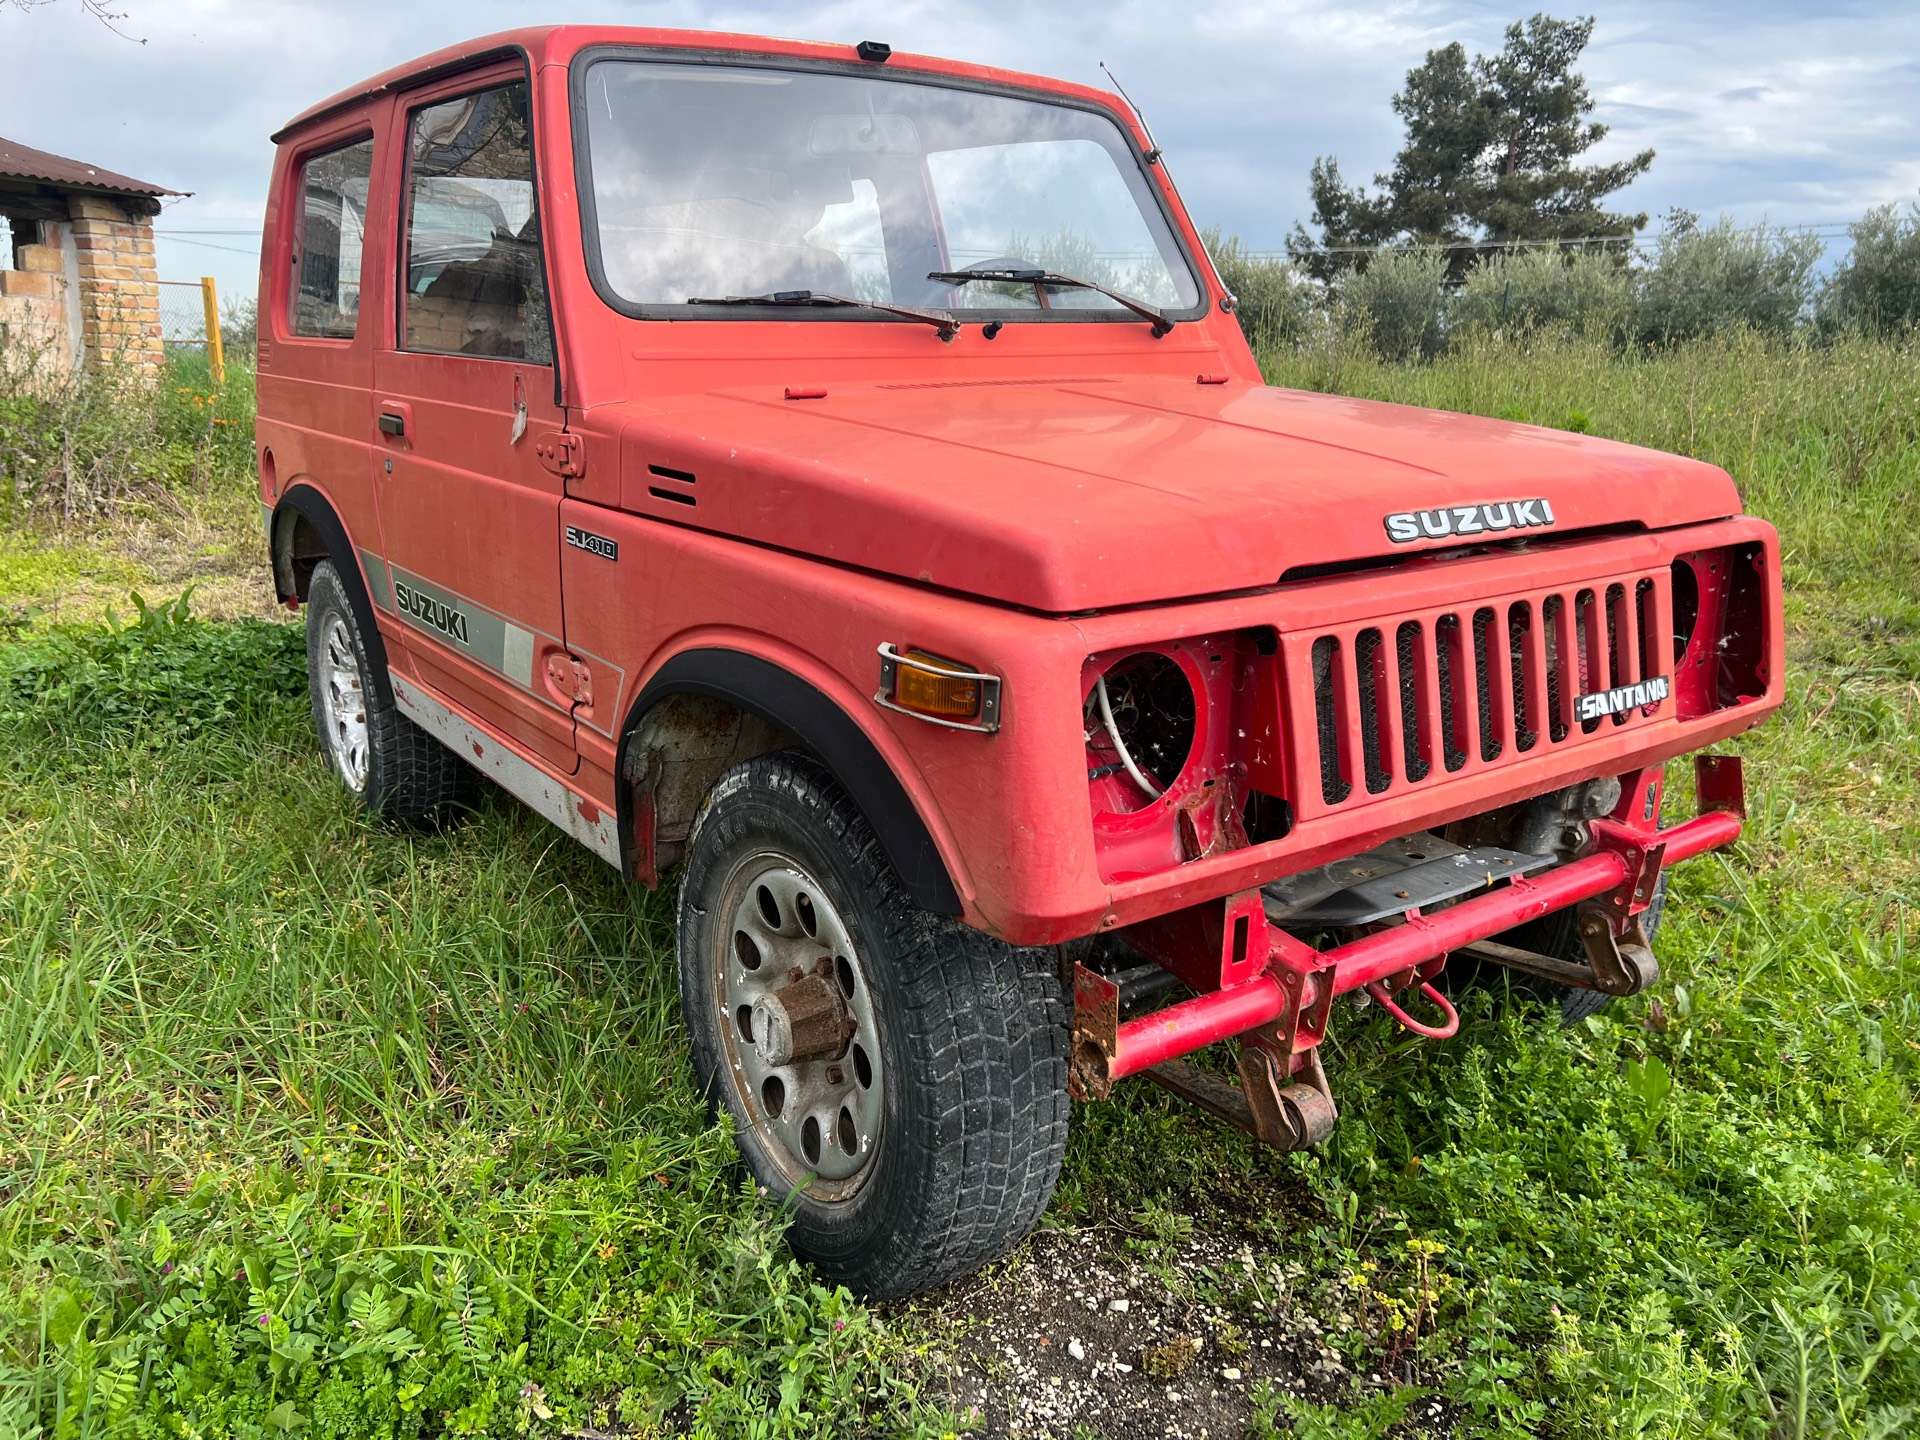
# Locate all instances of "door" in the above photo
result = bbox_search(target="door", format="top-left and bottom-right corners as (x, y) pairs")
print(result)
(370, 71), (581, 772)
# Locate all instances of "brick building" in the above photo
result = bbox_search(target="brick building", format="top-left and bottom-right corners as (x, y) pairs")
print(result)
(0, 136), (184, 377)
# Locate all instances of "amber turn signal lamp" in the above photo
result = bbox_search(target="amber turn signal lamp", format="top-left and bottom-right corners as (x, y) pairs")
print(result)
(875, 644), (1003, 733)
(897, 653), (979, 716)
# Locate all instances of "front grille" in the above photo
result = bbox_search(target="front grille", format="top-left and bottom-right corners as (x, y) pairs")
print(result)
(1298, 569), (1668, 816)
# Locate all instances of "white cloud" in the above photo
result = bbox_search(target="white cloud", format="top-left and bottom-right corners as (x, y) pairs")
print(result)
(3, 0), (1913, 305)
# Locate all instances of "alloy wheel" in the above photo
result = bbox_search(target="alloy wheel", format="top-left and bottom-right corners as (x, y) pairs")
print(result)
(712, 853), (883, 1200)
(318, 614), (370, 792)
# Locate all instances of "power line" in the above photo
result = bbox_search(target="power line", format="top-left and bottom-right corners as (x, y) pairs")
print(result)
(157, 235), (260, 256)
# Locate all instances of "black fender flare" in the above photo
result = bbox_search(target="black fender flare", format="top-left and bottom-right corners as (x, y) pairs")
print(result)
(269, 484), (394, 705)
(618, 649), (962, 916)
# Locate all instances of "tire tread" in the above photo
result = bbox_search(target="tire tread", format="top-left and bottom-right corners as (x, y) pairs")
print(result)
(679, 752), (1068, 1298)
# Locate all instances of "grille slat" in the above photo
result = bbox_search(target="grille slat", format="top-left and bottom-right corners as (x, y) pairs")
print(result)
(1300, 568), (1668, 812)
(1396, 621), (1431, 782)
(1606, 582), (1632, 725)
(1509, 601), (1538, 752)
(1636, 578), (1659, 683)
(1355, 628), (1391, 794)
(1472, 607), (1501, 762)
(1435, 615), (1467, 772)
(1543, 594), (1569, 741)
(1311, 636), (1348, 806)
(1575, 589), (1603, 733)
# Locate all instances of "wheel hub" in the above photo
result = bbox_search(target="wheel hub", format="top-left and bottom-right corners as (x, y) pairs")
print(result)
(750, 968), (854, 1066)
(714, 857), (883, 1196)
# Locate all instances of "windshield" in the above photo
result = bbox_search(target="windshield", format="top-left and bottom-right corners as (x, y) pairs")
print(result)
(576, 59), (1202, 318)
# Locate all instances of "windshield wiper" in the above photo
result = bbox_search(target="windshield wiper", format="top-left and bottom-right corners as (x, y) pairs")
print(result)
(927, 269), (1172, 337)
(685, 290), (958, 341)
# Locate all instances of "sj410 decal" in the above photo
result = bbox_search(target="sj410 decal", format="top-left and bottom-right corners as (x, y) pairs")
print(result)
(565, 525), (618, 561)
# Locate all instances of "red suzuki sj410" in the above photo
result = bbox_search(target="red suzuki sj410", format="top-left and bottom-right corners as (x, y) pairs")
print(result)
(259, 26), (1783, 1298)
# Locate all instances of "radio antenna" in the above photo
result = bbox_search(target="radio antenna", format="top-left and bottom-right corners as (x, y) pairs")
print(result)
(1099, 60), (1161, 164)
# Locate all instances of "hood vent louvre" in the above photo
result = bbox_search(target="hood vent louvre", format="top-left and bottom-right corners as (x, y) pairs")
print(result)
(647, 462), (696, 508)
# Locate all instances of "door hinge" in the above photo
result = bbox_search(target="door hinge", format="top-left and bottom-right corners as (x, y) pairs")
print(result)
(535, 432), (585, 479)
(545, 653), (593, 707)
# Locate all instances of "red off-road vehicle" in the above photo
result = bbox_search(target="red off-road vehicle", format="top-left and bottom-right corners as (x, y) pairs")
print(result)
(258, 26), (1783, 1298)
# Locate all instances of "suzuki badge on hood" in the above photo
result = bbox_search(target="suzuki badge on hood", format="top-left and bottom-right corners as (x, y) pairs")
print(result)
(1385, 498), (1556, 544)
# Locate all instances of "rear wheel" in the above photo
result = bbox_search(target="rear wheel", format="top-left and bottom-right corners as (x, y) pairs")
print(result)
(305, 560), (468, 825)
(677, 752), (1070, 1299)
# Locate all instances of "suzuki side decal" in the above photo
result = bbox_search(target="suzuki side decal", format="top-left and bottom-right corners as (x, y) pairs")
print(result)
(1576, 675), (1670, 723)
(384, 565), (531, 687)
(393, 578), (471, 645)
(1384, 498), (1555, 544)
(350, 555), (626, 738)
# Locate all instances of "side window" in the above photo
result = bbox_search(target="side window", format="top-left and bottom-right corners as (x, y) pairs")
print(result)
(401, 82), (552, 362)
(291, 137), (373, 338)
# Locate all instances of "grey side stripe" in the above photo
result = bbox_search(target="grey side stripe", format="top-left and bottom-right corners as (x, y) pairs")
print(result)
(360, 550), (394, 613)
(383, 562), (535, 690)
(354, 550), (626, 739)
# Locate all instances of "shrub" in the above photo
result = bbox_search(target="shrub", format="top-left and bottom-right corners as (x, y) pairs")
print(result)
(0, 345), (254, 519)
(1633, 210), (1823, 346)
(1453, 247), (1634, 341)
(1340, 247), (1449, 362)
(1205, 230), (1322, 351)
(0, 590), (302, 743)
(1821, 199), (1920, 335)
(221, 295), (260, 359)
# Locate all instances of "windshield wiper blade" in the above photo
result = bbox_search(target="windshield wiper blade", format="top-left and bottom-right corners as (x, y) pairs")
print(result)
(685, 289), (957, 340)
(927, 269), (1172, 337)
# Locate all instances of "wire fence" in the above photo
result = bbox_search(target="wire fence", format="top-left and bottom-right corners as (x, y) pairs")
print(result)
(156, 277), (226, 381)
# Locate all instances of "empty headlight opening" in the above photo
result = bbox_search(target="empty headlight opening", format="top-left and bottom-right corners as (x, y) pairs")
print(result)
(1085, 650), (1198, 812)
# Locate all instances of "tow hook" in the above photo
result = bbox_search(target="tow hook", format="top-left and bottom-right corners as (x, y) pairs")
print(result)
(1363, 976), (1460, 1038)
(1576, 906), (1661, 995)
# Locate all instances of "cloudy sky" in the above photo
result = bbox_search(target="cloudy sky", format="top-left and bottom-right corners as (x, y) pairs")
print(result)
(6, 0), (1917, 305)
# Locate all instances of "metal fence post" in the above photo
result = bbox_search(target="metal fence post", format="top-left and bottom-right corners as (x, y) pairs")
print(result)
(200, 276), (225, 385)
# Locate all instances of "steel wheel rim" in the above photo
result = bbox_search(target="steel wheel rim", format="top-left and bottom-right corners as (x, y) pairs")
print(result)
(712, 852), (883, 1201)
(318, 614), (370, 792)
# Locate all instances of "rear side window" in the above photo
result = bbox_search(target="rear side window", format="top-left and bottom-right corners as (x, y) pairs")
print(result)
(401, 81), (552, 362)
(291, 137), (373, 338)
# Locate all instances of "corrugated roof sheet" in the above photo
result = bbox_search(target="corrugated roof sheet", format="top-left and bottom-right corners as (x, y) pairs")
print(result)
(0, 136), (183, 197)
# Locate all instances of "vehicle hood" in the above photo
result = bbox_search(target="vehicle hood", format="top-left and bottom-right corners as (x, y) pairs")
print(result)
(606, 376), (1743, 612)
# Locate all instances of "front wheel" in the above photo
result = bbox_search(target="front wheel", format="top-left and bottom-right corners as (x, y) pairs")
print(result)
(677, 752), (1070, 1299)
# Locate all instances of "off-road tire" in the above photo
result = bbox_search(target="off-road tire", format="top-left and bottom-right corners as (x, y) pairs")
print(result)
(677, 751), (1070, 1299)
(305, 560), (468, 826)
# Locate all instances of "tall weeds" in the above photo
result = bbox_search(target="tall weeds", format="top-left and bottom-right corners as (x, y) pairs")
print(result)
(0, 343), (254, 522)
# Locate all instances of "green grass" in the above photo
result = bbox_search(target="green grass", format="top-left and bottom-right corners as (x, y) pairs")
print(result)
(2, 332), (1917, 1437)
(0, 539), (138, 610)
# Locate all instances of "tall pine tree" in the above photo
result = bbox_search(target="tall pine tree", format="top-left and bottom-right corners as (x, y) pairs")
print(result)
(1287, 14), (1653, 279)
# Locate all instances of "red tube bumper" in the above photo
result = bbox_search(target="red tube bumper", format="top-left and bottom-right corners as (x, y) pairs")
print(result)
(1107, 804), (1742, 1082)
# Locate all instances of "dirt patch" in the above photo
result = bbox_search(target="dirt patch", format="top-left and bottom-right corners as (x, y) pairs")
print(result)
(902, 1195), (1440, 1439)
(1, 489), (276, 627)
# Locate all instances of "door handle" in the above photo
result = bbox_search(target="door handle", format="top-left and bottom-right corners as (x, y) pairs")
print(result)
(375, 399), (413, 441)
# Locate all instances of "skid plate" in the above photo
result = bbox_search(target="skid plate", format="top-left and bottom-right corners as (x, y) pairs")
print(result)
(1262, 834), (1551, 926)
